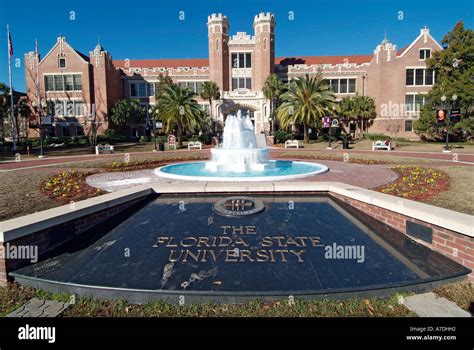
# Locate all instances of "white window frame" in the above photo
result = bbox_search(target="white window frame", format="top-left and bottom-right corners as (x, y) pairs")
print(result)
(325, 77), (357, 94)
(405, 67), (436, 87)
(405, 92), (428, 115)
(419, 48), (432, 60)
(44, 73), (83, 92)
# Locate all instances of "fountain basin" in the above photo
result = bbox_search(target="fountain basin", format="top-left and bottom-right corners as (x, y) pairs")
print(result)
(155, 160), (329, 181)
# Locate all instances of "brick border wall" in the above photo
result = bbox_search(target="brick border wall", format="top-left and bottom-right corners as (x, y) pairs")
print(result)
(331, 192), (474, 282)
(0, 197), (147, 287)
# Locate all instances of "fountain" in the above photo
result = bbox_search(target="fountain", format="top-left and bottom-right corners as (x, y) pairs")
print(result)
(205, 110), (268, 172)
(155, 109), (329, 181)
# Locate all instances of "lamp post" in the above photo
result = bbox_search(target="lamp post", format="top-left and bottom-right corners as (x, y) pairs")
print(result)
(440, 94), (458, 152)
(149, 107), (158, 152)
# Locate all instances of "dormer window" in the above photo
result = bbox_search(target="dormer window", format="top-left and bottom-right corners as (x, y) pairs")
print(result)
(419, 49), (431, 60)
(58, 57), (66, 68)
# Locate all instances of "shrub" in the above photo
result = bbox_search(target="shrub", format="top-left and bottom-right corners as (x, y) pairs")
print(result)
(274, 130), (294, 143)
(362, 133), (392, 141)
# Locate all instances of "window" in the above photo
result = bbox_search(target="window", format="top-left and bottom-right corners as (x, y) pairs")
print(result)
(406, 69), (436, 86)
(75, 101), (84, 116)
(45, 76), (54, 91)
(264, 38), (268, 50)
(54, 75), (64, 91)
(330, 79), (338, 93)
(231, 53), (252, 68)
(65, 100), (74, 116)
(148, 83), (155, 97)
(232, 77), (252, 90)
(65, 75), (74, 91)
(348, 79), (356, 93)
(196, 82), (203, 94)
(130, 83), (137, 97)
(246, 53), (252, 68)
(138, 83), (146, 97)
(419, 49), (431, 60)
(245, 77), (252, 90)
(73, 75), (82, 90)
(405, 94), (427, 113)
(55, 100), (64, 116)
(340, 79), (348, 93)
(58, 57), (66, 68)
(425, 69), (434, 85)
(405, 94), (414, 113)
(45, 74), (82, 92)
(46, 100), (55, 115)
(325, 78), (355, 94)
(405, 120), (413, 132)
(406, 69), (414, 85)
(415, 69), (424, 85)
(216, 38), (220, 51)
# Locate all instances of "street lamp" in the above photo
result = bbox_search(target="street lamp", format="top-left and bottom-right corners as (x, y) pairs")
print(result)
(149, 107), (158, 152)
(440, 94), (458, 152)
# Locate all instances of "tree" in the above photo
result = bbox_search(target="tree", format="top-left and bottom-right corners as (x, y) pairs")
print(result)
(356, 95), (377, 135)
(276, 74), (337, 143)
(200, 81), (220, 133)
(155, 74), (173, 99)
(338, 95), (376, 136)
(16, 98), (32, 140)
(338, 96), (356, 133)
(414, 21), (474, 140)
(156, 84), (204, 146)
(262, 74), (284, 134)
(110, 99), (146, 137)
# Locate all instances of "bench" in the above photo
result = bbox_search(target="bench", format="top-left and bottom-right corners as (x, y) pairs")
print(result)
(285, 140), (299, 149)
(47, 143), (65, 148)
(188, 141), (202, 150)
(372, 140), (392, 151)
(95, 144), (115, 155)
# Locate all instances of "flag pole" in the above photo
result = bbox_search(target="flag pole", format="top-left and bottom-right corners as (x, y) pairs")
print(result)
(35, 39), (45, 157)
(7, 25), (17, 151)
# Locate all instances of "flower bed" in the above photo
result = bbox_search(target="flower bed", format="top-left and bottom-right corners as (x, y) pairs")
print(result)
(41, 170), (104, 204)
(105, 155), (209, 172)
(280, 153), (387, 165)
(376, 166), (449, 200)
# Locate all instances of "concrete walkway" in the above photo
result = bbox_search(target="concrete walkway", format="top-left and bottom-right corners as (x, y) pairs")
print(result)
(403, 292), (471, 317)
(7, 298), (70, 317)
(86, 160), (399, 192)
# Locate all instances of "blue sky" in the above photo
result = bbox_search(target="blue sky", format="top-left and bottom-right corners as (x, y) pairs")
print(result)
(1, 0), (472, 91)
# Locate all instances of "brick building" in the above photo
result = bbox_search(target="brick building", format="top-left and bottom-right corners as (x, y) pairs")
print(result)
(24, 12), (442, 139)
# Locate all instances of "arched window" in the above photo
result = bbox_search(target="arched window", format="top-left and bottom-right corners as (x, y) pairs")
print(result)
(216, 38), (220, 51)
(263, 38), (268, 50)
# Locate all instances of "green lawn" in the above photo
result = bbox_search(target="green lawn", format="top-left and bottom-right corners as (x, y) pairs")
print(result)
(0, 283), (413, 317)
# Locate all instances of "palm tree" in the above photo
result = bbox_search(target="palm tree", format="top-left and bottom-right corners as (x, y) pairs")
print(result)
(354, 96), (376, 136)
(200, 81), (220, 133)
(156, 84), (204, 146)
(277, 74), (337, 143)
(262, 74), (284, 134)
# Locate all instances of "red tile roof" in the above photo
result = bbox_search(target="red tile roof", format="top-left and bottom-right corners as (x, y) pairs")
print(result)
(113, 58), (209, 69)
(112, 54), (373, 70)
(275, 55), (372, 66)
